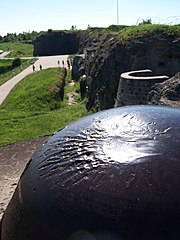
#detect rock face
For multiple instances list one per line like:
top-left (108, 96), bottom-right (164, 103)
top-left (83, 36), bottom-right (130, 110)
top-left (33, 27), bottom-right (180, 110)
top-left (33, 29), bottom-right (101, 57)
top-left (71, 55), bottom-right (85, 81)
top-left (33, 31), bottom-right (80, 56)
top-left (1, 106), bottom-right (180, 240)
top-left (148, 72), bottom-right (180, 107)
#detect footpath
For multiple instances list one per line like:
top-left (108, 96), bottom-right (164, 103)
top-left (0, 55), bottom-right (68, 105)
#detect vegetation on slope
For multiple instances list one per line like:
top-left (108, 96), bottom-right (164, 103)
top-left (0, 68), bottom-right (91, 146)
top-left (1, 68), bottom-right (66, 111)
top-left (0, 42), bottom-right (34, 57)
top-left (86, 24), bottom-right (180, 42)
top-left (117, 24), bottom-right (180, 43)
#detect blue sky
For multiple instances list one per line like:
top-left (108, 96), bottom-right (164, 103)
top-left (1, 0), bottom-right (180, 36)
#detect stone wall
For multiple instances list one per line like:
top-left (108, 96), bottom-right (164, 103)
top-left (71, 55), bottom-right (85, 81)
top-left (115, 70), bottom-right (169, 107)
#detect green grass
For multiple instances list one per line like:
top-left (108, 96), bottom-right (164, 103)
top-left (117, 24), bottom-right (180, 43)
top-left (0, 59), bottom-right (13, 67)
top-left (0, 68), bottom-right (91, 146)
top-left (0, 58), bottom-right (30, 86)
top-left (82, 24), bottom-right (180, 49)
top-left (0, 68), bottom-right (65, 111)
top-left (0, 42), bottom-right (33, 57)
top-left (0, 104), bottom-right (89, 146)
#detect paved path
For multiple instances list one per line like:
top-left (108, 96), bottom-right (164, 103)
top-left (0, 55), bottom-right (69, 105)
top-left (0, 51), bottom-right (11, 58)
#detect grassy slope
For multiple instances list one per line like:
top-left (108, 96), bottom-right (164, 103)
top-left (0, 42), bottom-right (33, 57)
top-left (0, 68), bottom-right (90, 146)
top-left (0, 104), bottom-right (89, 146)
top-left (117, 24), bottom-right (180, 43)
top-left (0, 59), bottom-right (30, 86)
top-left (1, 68), bottom-right (64, 111)
top-left (0, 41), bottom-right (35, 86)
top-left (84, 24), bottom-right (180, 46)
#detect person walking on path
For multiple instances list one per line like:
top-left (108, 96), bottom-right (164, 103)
top-left (33, 65), bottom-right (35, 72)
top-left (40, 64), bottom-right (42, 70)
top-left (67, 59), bottom-right (71, 69)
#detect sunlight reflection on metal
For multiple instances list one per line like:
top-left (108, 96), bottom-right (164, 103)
top-left (99, 112), bottom-right (169, 164)
top-left (103, 138), bottom-right (159, 164)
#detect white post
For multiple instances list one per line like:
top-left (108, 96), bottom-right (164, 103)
top-left (117, 0), bottom-right (119, 25)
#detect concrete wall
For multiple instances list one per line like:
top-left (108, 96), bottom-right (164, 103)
top-left (115, 70), bottom-right (169, 107)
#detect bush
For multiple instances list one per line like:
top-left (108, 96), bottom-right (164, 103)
top-left (107, 25), bottom-right (128, 32)
top-left (0, 66), bottom-right (12, 74)
top-left (12, 58), bottom-right (21, 68)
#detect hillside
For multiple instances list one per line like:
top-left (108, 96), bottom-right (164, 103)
top-left (0, 68), bottom-right (90, 146)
